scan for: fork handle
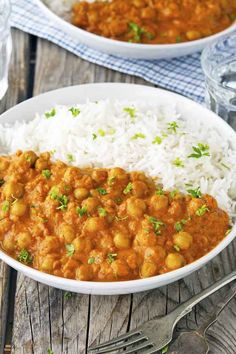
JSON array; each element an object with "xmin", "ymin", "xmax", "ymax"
[{"xmin": 171, "ymin": 269, "xmax": 236, "ymax": 325}]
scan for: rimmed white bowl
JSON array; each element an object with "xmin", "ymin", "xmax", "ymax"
[
  {"xmin": 36, "ymin": 0, "xmax": 236, "ymax": 59},
  {"xmin": 0, "ymin": 83, "xmax": 235, "ymax": 294}
]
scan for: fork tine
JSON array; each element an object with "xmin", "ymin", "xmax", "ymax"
[
  {"xmin": 117, "ymin": 340, "xmax": 153, "ymax": 354},
  {"xmin": 91, "ymin": 335, "xmax": 147, "ymax": 354},
  {"xmin": 89, "ymin": 329, "xmax": 142, "ymax": 352}
]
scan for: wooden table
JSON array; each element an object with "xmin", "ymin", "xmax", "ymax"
[{"xmin": 1, "ymin": 29, "xmax": 236, "ymax": 354}]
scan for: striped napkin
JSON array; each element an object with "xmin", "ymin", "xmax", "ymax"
[{"xmin": 11, "ymin": 0, "xmax": 205, "ymax": 102}]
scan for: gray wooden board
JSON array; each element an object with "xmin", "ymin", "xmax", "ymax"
[{"xmin": 5, "ymin": 35, "xmax": 236, "ymax": 354}]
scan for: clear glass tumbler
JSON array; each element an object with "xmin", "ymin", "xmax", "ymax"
[
  {"xmin": 0, "ymin": 0, "xmax": 11, "ymax": 100},
  {"xmin": 201, "ymin": 33, "xmax": 236, "ymax": 128}
]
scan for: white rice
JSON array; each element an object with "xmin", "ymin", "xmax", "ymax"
[
  {"xmin": 43, "ymin": 0, "xmax": 94, "ymax": 17},
  {"xmin": 0, "ymin": 100, "xmax": 235, "ymax": 218}
]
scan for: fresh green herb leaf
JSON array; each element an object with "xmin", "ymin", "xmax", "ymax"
[
  {"xmin": 98, "ymin": 207, "xmax": 107, "ymax": 217},
  {"xmin": 66, "ymin": 244, "xmax": 75, "ymax": 257},
  {"xmin": 188, "ymin": 143, "xmax": 210, "ymax": 159},
  {"xmin": 64, "ymin": 291, "xmax": 72, "ymax": 299},
  {"xmin": 18, "ymin": 249, "xmax": 33, "ymax": 264},
  {"xmin": 123, "ymin": 107, "xmax": 136, "ymax": 119},
  {"xmin": 108, "ymin": 176, "xmax": 116, "ymax": 186},
  {"xmin": 98, "ymin": 129, "xmax": 106, "ymax": 137},
  {"xmin": 161, "ymin": 345, "xmax": 169, "ymax": 354},
  {"xmin": 50, "ymin": 186, "xmax": 59, "ymax": 200},
  {"xmin": 42, "ymin": 169, "xmax": 52, "ymax": 179},
  {"xmin": 0, "ymin": 179, "xmax": 4, "ymax": 186},
  {"xmin": 131, "ymin": 133, "xmax": 146, "ymax": 140},
  {"xmin": 45, "ymin": 108, "xmax": 56, "ymax": 119},
  {"xmin": 145, "ymin": 31, "xmax": 155, "ymax": 40},
  {"xmin": 170, "ymin": 189, "xmax": 179, "ymax": 198},
  {"xmin": 67, "ymin": 154, "xmax": 75, "ymax": 163},
  {"xmin": 107, "ymin": 253, "xmax": 117, "ymax": 264},
  {"xmin": 129, "ymin": 22, "xmax": 144, "ymax": 42},
  {"xmin": 97, "ymin": 187, "xmax": 108, "ymax": 195},
  {"xmin": 88, "ymin": 257, "xmax": 95, "ymax": 265},
  {"xmin": 196, "ymin": 204, "xmax": 209, "ymax": 216},
  {"xmin": 56, "ymin": 195, "xmax": 69, "ymax": 211},
  {"xmin": 187, "ymin": 187, "xmax": 202, "ymax": 198},
  {"xmin": 175, "ymin": 219, "xmax": 188, "ymax": 232},
  {"xmin": 173, "ymin": 244, "xmax": 180, "ymax": 252},
  {"xmin": 47, "ymin": 349, "xmax": 53, "ymax": 354},
  {"xmin": 176, "ymin": 35, "xmax": 182, "ymax": 43},
  {"xmin": 155, "ymin": 188, "xmax": 164, "ymax": 195},
  {"xmin": 148, "ymin": 216, "xmax": 164, "ymax": 234},
  {"xmin": 152, "ymin": 136, "xmax": 162, "ymax": 145},
  {"xmin": 123, "ymin": 182, "xmax": 133, "ymax": 195},
  {"xmin": 167, "ymin": 121, "xmax": 179, "ymax": 134},
  {"xmin": 69, "ymin": 107, "xmax": 80, "ymax": 117},
  {"xmin": 76, "ymin": 206, "xmax": 87, "ymax": 217},
  {"xmin": 92, "ymin": 133, "xmax": 97, "ymax": 140},
  {"xmin": 2, "ymin": 200, "xmax": 10, "ymax": 212},
  {"xmin": 172, "ymin": 157, "xmax": 184, "ymax": 168}
]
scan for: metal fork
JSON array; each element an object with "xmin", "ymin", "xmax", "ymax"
[{"xmin": 89, "ymin": 269, "xmax": 236, "ymax": 354}]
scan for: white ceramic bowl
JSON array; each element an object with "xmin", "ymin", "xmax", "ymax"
[
  {"xmin": 36, "ymin": 0, "xmax": 236, "ymax": 59},
  {"xmin": 0, "ymin": 83, "xmax": 235, "ymax": 295}
]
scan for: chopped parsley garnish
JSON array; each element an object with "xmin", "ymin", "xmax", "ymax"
[
  {"xmin": 88, "ymin": 257, "xmax": 95, "ymax": 265},
  {"xmin": 50, "ymin": 186, "xmax": 59, "ymax": 200},
  {"xmin": 175, "ymin": 219, "xmax": 188, "ymax": 232},
  {"xmin": 187, "ymin": 187, "xmax": 202, "ymax": 198},
  {"xmin": 2, "ymin": 200, "xmax": 10, "ymax": 212},
  {"xmin": 67, "ymin": 154, "xmax": 75, "ymax": 163},
  {"xmin": 69, "ymin": 107, "xmax": 80, "ymax": 117},
  {"xmin": 97, "ymin": 187, "xmax": 108, "ymax": 195},
  {"xmin": 123, "ymin": 182, "xmax": 133, "ymax": 195},
  {"xmin": 64, "ymin": 291, "xmax": 72, "ymax": 299},
  {"xmin": 161, "ymin": 345, "xmax": 169, "ymax": 354},
  {"xmin": 188, "ymin": 143, "xmax": 210, "ymax": 159},
  {"xmin": 123, "ymin": 106, "xmax": 136, "ymax": 119},
  {"xmin": 172, "ymin": 157, "xmax": 184, "ymax": 168},
  {"xmin": 92, "ymin": 133, "xmax": 97, "ymax": 140},
  {"xmin": 108, "ymin": 176, "xmax": 116, "ymax": 186},
  {"xmin": 131, "ymin": 133, "xmax": 146, "ymax": 140},
  {"xmin": 176, "ymin": 35, "xmax": 182, "ymax": 43},
  {"xmin": 0, "ymin": 179, "xmax": 4, "ymax": 186},
  {"xmin": 66, "ymin": 244, "xmax": 75, "ymax": 257},
  {"xmin": 155, "ymin": 188, "xmax": 164, "ymax": 195},
  {"xmin": 98, "ymin": 207, "xmax": 107, "ymax": 217},
  {"xmin": 170, "ymin": 189, "xmax": 179, "ymax": 198},
  {"xmin": 56, "ymin": 195, "xmax": 69, "ymax": 211},
  {"xmin": 45, "ymin": 108, "xmax": 56, "ymax": 119},
  {"xmin": 107, "ymin": 253, "xmax": 117, "ymax": 264},
  {"xmin": 148, "ymin": 216, "xmax": 164, "ymax": 235},
  {"xmin": 76, "ymin": 206, "xmax": 87, "ymax": 217},
  {"xmin": 173, "ymin": 244, "xmax": 180, "ymax": 252},
  {"xmin": 196, "ymin": 204, "xmax": 209, "ymax": 216},
  {"xmin": 128, "ymin": 22, "xmax": 154, "ymax": 42},
  {"xmin": 18, "ymin": 249, "xmax": 33, "ymax": 264},
  {"xmin": 98, "ymin": 129, "xmax": 106, "ymax": 137},
  {"xmin": 42, "ymin": 169, "xmax": 52, "ymax": 179},
  {"xmin": 47, "ymin": 349, "xmax": 53, "ymax": 354},
  {"xmin": 167, "ymin": 121, "xmax": 179, "ymax": 134},
  {"xmin": 152, "ymin": 136, "xmax": 162, "ymax": 145}
]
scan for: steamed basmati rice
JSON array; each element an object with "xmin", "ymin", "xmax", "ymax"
[{"xmin": 0, "ymin": 100, "xmax": 235, "ymax": 218}]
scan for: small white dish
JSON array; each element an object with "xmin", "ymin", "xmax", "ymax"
[
  {"xmin": 0, "ymin": 83, "xmax": 235, "ymax": 295},
  {"xmin": 36, "ymin": 0, "xmax": 236, "ymax": 59}
]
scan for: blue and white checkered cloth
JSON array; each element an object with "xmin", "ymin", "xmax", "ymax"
[{"xmin": 11, "ymin": 0, "xmax": 205, "ymax": 102}]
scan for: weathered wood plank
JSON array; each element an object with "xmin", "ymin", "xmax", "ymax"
[{"xmin": 0, "ymin": 29, "xmax": 30, "ymax": 353}]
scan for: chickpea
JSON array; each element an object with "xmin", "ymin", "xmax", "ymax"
[
  {"xmin": 100, "ymin": 233, "xmax": 114, "ymax": 249},
  {"xmin": 187, "ymin": 198, "xmax": 204, "ymax": 216},
  {"xmin": 173, "ymin": 232, "xmax": 193, "ymax": 250},
  {"xmin": 11, "ymin": 200, "xmax": 27, "ymax": 217},
  {"xmin": 76, "ymin": 264, "xmax": 93, "ymax": 281},
  {"xmin": 165, "ymin": 253, "xmax": 185, "ymax": 270},
  {"xmin": 141, "ymin": 7, "xmax": 156, "ymax": 19},
  {"xmin": 40, "ymin": 255, "xmax": 55, "ymax": 272},
  {"xmin": 186, "ymin": 30, "xmax": 201, "ymax": 41},
  {"xmin": 2, "ymin": 234, "xmax": 15, "ymax": 252},
  {"xmin": 39, "ymin": 236, "xmax": 61, "ymax": 255},
  {"xmin": 144, "ymin": 246, "xmax": 166, "ymax": 263},
  {"xmin": 59, "ymin": 223, "xmax": 75, "ymax": 243},
  {"xmin": 92, "ymin": 169, "xmax": 108, "ymax": 183},
  {"xmin": 168, "ymin": 200, "xmax": 182, "ymax": 217},
  {"xmin": 22, "ymin": 151, "xmax": 38, "ymax": 166},
  {"xmin": 141, "ymin": 262, "xmax": 157, "ymax": 278},
  {"xmin": 111, "ymin": 259, "xmax": 130, "ymax": 277},
  {"xmin": 150, "ymin": 195, "xmax": 168, "ymax": 211},
  {"xmin": 82, "ymin": 197, "xmax": 100, "ymax": 213},
  {"xmin": 126, "ymin": 197, "xmax": 146, "ymax": 218},
  {"xmin": 135, "ymin": 230, "xmax": 157, "ymax": 247},
  {"xmin": 108, "ymin": 168, "xmax": 128, "ymax": 183},
  {"xmin": 0, "ymin": 157, "xmax": 9, "ymax": 171},
  {"xmin": 73, "ymin": 237, "xmax": 92, "ymax": 253},
  {"xmin": 17, "ymin": 231, "xmax": 32, "ymax": 249},
  {"xmin": 114, "ymin": 232, "xmax": 131, "ymax": 249},
  {"xmin": 0, "ymin": 219, "xmax": 11, "ymax": 240},
  {"xmin": 35, "ymin": 158, "xmax": 49, "ymax": 171},
  {"xmin": 133, "ymin": 0, "xmax": 145, "ymax": 8},
  {"xmin": 132, "ymin": 181, "xmax": 148, "ymax": 198},
  {"xmin": 3, "ymin": 181, "xmax": 24, "ymax": 199},
  {"xmin": 83, "ymin": 217, "xmax": 107, "ymax": 233},
  {"xmin": 74, "ymin": 187, "xmax": 89, "ymax": 201},
  {"xmin": 64, "ymin": 167, "xmax": 80, "ymax": 184}
]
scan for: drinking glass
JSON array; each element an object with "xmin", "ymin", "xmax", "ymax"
[
  {"xmin": 201, "ymin": 33, "xmax": 236, "ymax": 129},
  {"xmin": 0, "ymin": 0, "xmax": 11, "ymax": 100}
]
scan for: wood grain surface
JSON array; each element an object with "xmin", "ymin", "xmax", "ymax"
[{"xmin": 1, "ymin": 30, "xmax": 236, "ymax": 354}]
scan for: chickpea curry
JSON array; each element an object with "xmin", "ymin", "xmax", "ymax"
[
  {"xmin": 71, "ymin": 0, "xmax": 236, "ymax": 44},
  {"xmin": 0, "ymin": 151, "xmax": 230, "ymax": 281}
]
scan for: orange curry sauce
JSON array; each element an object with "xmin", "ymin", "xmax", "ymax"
[
  {"xmin": 0, "ymin": 151, "xmax": 230, "ymax": 281},
  {"xmin": 72, "ymin": 0, "xmax": 236, "ymax": 44}
]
